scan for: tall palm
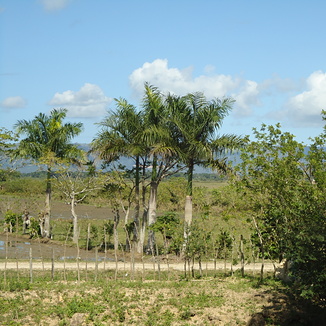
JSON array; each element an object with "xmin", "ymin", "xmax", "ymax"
[
  {"xmin": 91, "ymin": 98, "xmax": 147, "ymax": 250},
  {"xmin": 142, "ymin": 84, "xmax": 168, "ymax": 252},
  {"xmin": 14, "ymin": 108, "xmax": 83, "ymax": 238},
  {"xmin": 168, "ymin": 92, "xmax": 242, "ymax": 227}
]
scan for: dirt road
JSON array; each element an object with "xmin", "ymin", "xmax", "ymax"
[{"xmin": 0, "ymin": 260, "xmax": 277, "ymax": 271}]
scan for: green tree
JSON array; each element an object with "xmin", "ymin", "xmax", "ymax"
[
  {"xmin": 0, "ymin": 127, "xmax": 17, "ymax": 181},
  {"xmin": 215, "ymin": 230, "xmax": 233, "ymax": 275},
  {"xmin": 237, "ymin": 123, "xmax": 326, "ymax": 302},
  {"xmin": 183, "ymin": 221, "xmax": 211, "ymax": 278},
  {"xmin": 14, "ymin": 108, "xmax": 83, "ymax": 238},
  {"xmin": 142, "ymin": 84, "xmax": 184, "ymax": 253},
  {"xmin": 92, "ymin": 98, "xmax": 148, "ymax": 252},
  {"xmin": 0, "ymin": 127, "xmax": 16, "ymax": 157},
  {"xmin": 167, "ymin": 92, "xmax": 241, "ymax": 228}
]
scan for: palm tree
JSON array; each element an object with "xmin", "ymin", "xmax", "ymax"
[
  {"xmin": 93, "ymin": 87, "xmax": 186, "ymax": 253},
  {"xmin": 91, "ymin": 98, "xmax": 148, "ymax": 251},
  {"xmin": 167, "ymin": 92, "xmax": 242, "ymax": 228},
  {"xmin": 14, "ymin": 108, "xmax": 83, "ymax": 238},
  {"xmin": 142, "ymin": 84, "xmax": 167, "ymax": 253},
  {"xmin": 142, "ymin": 84, "xmax": 186, "ymax": 253}
]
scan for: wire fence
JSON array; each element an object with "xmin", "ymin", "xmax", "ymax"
[{"xmin": 0, "ymin": 231, "xmax": 277, "ymax": 286}]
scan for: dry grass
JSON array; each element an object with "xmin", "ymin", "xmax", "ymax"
[{"xmin": 0, "ymin": 271, "xmax": 293, "ymax": 326}]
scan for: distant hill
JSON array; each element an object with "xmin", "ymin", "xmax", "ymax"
[{"xmin": 3, "ymin": 143, "xmax": 241, "ymax": 175}]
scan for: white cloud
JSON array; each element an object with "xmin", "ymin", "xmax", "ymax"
[
  {"xmin": 1, "ymin": 96, "xmax": 27, "ymax": 109},
  {"xmin": 204, "ymin": 64, "xmax": 216, "ymax": 74},
  {"xmin": 259, "ymin": 75, "xmax": 301, "ymax": 95},
  {"xmin": 39, "ymin": 0, "xmax": 71, "ymax": 12},
  {"xmin": 232, "ymin": 80, "xmax": 260, "ymax": 116},
  {"xmin": 129, "ymin": 60, "xmax": 326, "ymax": 129},
  {"xmin": 49, "ymin": 83, "xmax": 111, "ymax": 118},
  {"xmin": 282, "ymin": 71, "xmax": 326, "ymax": 126},
  {"xmin": 129, "ymin": 59, "xmax": 259, "ymax": 116}
]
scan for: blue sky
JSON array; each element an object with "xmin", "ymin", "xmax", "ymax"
[{"xmin": 1, "ymin": 0, "xmax": 326, "ymax": 144}]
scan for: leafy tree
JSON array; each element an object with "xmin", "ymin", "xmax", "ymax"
[
  {"xmin": 0, "ymin": 127, "xmax": 16, "ymax": 155},
  {"xmin": 0, "ymin": 127, "xmax": 18, "ymax": 181},
  {"xmin": 151, "ymin": 212, "xmax": 180, "ymax": 243},
  {"xmin": 14, "ymin": 108, "xmax": 83, "ymax": 238},
  {"xmin": 4, "ymin": 209, "xmax": 22, "ymax": 232},
  {"xmin": 183, "ymin": 221, "xmax": 211, "ymax": 278},
  {"xmin": 215, "ymin": 230, "xmax": 233, "ymax": 275},
  {"xmin": 237, "ymin": 122, "xmax": 326, "ymax": 302}
]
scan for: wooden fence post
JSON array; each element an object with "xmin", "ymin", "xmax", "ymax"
[
  {"xmin": 51, "ymin": 248, "xmax": 54, "ymax": 281},
  {"xmin": 29, "ymin": 248, "xmax": 33, "ymax": 283},
  {"xmin": 95, "ymin": 247, "xmax": 98, "ymax": 282},
  {"xmin": 86, "ymin": 223, "xmax": 90, "ymax": 281}
]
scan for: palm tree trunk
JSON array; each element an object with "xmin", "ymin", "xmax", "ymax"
[
  {"xmin": 44, "ymin": 168, "xmax": 52, "ymax": 238},
  {"xmin": 137, "ymin": 162, "xmax": 147, "ymax": 253},
  {"xmin": 114, "ymin": 208, "xmax": 120, "ymax": 280},
  {"xmin": 71, "ymin": 195, "xmax": 78, "ymax": 243},
  {"xmin": 133, "ymin": 156, "xmax": 140, "ymax": 241},
  {"xmin": 138, "ymin": 209, "xmax": 147, "ymax": 253},
  {"xmin": 147, "ymin": 180, "xmax": 158, "ymax": 254},
  {"xmin": 147, "ymin": 155, "xmax": 158, "ymax": 254},
  {"xmin": 185, "ymin": 161, "xmax": 194, "ymax": 227},
  {"xmin": 184, "ymin": 196, "xmax": 193, "ymax": 226}
]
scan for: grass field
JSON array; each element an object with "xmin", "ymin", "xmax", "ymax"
[
  {"xmin": 1, "ymin": 270, "xmax": 325, "ymax": 326},
  {"xmin": 0, "ymin": 270, "xmax": 308, "ymax": 326}
]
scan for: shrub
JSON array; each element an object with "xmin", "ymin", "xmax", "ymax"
[{"xmin": 4, "ymin": 210, "xmax": 22, "ymax": 232}]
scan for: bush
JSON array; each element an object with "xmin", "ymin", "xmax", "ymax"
[
  {"xmin": 4, "ymin": 210, "xmax": 22, "ymax": 232},
  {"xmin": 1, "ymin": 177, "xmax": 45, "ymax": 195}
]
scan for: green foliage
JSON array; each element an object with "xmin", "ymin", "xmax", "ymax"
[
  {"xmin": 158, "ymin": 177, "xmax": 186, "ymax": 211},
  {"xmin": 87, "ymin": 224, "xmax": 100, "ymax": 250},
  {"xmin": 168, "ymin": 223, "xmax": 185, "ymax": 256},
  {"xmin": 66, "ymin": 295, "xmax": 104, "ymax": 318},
  {"xmin": 0, "ymin": 127, "xmax": 16, "ymax": 150},
  {"xmin": 184, "ymin": 221, "xmax": 211, "ymax": 262},
  {"xmin": 103, "ymin": 220, "xmax": 114, "ymax": 237},
  {"xmin": 4, "ymin": 210, "xmax": 22, "ymax": 232},
  {"xmin": 151, "ymin": 212, "xmax": 179, "ymax": 240},
  {"xmin": 0, "ymin": 128, "xmax": 17, "ymax": 173},
  {"xmin": 29, "ymin": 216, "xmax": 41, "ymax": 238},
  {"xmin": 237, "ymin": 122, "xmax": 326, "ymax": 303},
  {"xmin": 193, "ymin": 186, "xmax": 211, "ymax": 216},
  {"xmin": 99, "ymin": 220, "xmax": 114, "ymax": 249},
  {"xmin": 6, "ymin": 279, "xmax": 30, "ymax": 292},
  {"xmin": 0, "ymin": 169, "xmax": 21, "ymax": 182},
  {"xmin": 1, "ymin": 177, "xmax": 45, "ymax": 195},
  {"xmin": 215, "ymin": 230, "xmax": 233, "ymax": 259}
]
